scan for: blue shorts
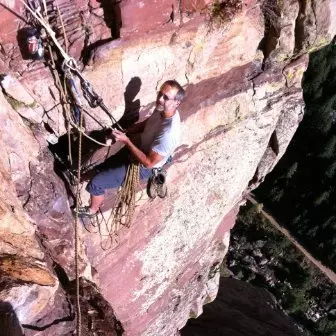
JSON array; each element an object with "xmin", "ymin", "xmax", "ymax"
[{"xmin": 86, "ymin": 149, "xmax": 152, "ymax": 196}]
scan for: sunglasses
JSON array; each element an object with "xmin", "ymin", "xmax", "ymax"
[{"xmin": 158, "ymin": 91, "xmax": 175, "ymax": 101}]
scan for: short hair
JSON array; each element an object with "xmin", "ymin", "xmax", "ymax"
[{"xmin": 162, "ymin": 80, "xmax": 185, "ymax": 102}]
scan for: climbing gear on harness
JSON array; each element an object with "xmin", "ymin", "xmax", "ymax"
[
  {"xmin": 64, "ymin": 69, "xmax": 85, "ymax": 125},
  {"xmin": 147, "ymin": 168, "xmax": 168, "ymax": 199},
  {"xmin": 21, "ymin": 0, "xmax": 123, "ymax": 132},
  {"xmin": 74, "ymin": 206, "xmax": 97, "ymax": 218},
  {"xmin": 147, "ymin": 156, "xmax": 171, "ymax": 199}
]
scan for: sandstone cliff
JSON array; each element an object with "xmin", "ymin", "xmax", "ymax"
[{"xmin": 0, "ymin": 0, "xmax": 335, "ymax": 335}]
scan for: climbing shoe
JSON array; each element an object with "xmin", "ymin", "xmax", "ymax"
[
  {"xmin": 72, "ymin": 206, "xmax": 97, "ymax": 218},
  {"xmin": 156, "ymin": 171, "xmax": 168, "ymax": 198},
  {"xmin": 157, "ymin": 181, "xmax": 168, "ymax": 199},
  {"xmin": 147, "ymin": 169, "xmax": 168, "ymax": 199}
]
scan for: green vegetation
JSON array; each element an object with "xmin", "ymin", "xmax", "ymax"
[
  {"xmin": 5, "ymin": 95, "xmax": 26, "ymax": 110},
  {"xmin": 208, "ymin": 0, "xmax": 243, "ymax": 28},
  {"xmin": 227, "ymin": 202, "xmax": 336, "ymax": 335},
  {"xmin": 255, "ymin": 40, "xmax": 336, "ymax": 271},
  {"xmin": 4, "ymin": 95, "xmax": 37, "ymax": 111}
]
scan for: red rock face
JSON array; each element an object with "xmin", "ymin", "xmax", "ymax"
[
  {"xmin": 0, "ymin": 1, "xmax": 19, "ymax": 42},
  {"xmin": 181, "ymin": 0, "xmax": 212, "ymax": 13},
  {"xmin": 83, "ymin": 207, "xmax": 237, "ymax": 336},
  {"xmin": 120, "ymin": 0, "xmax": 179, "ymax": 37}
]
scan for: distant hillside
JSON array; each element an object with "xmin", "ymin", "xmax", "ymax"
[
  {"xmin": 227, "ymin": 203, "xmax": 336, "ymax": 336},
  {"xmin": 181, "ymin": 202, "xmax": 336, "ymax": 336},
  {"xmin": 181, "ymin": 277, "xmax": 303, "ymax": 336},
  {"xmin": 255, "ymin": 41, "xmax": 336, "ymax": 271}
]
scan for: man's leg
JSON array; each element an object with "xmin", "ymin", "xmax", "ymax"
[
  {"xmin": 89, "ymin": 194, "xmax": 105, "ymax": 213},
  {"xmin": 89, "ymin": 164, "xmax": 150, "ymax": 213},
  {"xmin": 77, "ymin": 159, "xmax": 151, "ymax": 217},
  {"xmin": 76, "ymin": 160, "xmax": 128, "ymax": 217},
  {"xmin": 139, "ymin": 166, "xmax": 153, "ymax": 180}
]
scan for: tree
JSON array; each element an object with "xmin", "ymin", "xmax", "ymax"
[
  {"xmin": 286, "ymin": 162, "xmax": 298, "ymax": 179},
  {"xmin": 321, "ymin": 135, "xmax": 336, "ymax": 159}
]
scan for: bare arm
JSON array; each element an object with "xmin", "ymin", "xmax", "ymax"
[
  {"xmin": 126, "ymin": 118, "xmax": 148, "ymax": 135},
  {"xmin": 112, "ymin": 130, "xmax": 163, "ymax": 168},
  {"xmin": 126, "ymin": 141, "xmax": 163, "ymax": 168}
]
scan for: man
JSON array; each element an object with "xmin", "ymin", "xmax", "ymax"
[{"xmin": 76, "ymin": 79, "xmax": 185, "ymax": 217}]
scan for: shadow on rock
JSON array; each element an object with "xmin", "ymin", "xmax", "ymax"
[
  {"xmin": 118, "ymin": 76, "xmax": 142, "ymax": 129},
  {"xmin": 0, "ymin": 301, "xmax": 24, "ymax": 336}
]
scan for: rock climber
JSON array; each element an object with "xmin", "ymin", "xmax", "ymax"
[{"xmin": 76, "ymin": 79, "xmax": 185, "ymax": 217}]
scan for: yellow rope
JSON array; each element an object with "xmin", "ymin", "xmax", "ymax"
[
  {"xmin": 95, "ymin": 162, "xmax": 140, "ymax": 250},
  {"xmin": 115, "ymin": 162, "xmax": 140, "ymax": 228},
  {"xmin": 56, "ymin": 3, "xmax": 69, "ymax": 54},
  {"xmin": 74, "ymin": 108, "xmax": 83, "ymax": 336},
  {"xmin": 56, "ymin": 2, "xmax": 73, "ymax": 166},
  {"xmin": 44, "ymin": 3, "xmax": 82, "ymax": 333},
  {"xmin": 30, "ymin": 1, "xmax": 128, "ymax": 331}
]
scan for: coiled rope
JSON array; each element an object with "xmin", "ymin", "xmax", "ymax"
[{"xmin": 87, "ymin": 163, "xmax": 141, "ymax": 251}]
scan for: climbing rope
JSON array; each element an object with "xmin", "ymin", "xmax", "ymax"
[
  {"xmin": 21, "ymin": 0, "xmax": 123, "ymax": 132},
  {"xmin": 114, "ymin": 163, "xmax": 140, "ymax": 227},
  {"xmin": 22, "ymin": 5, "xmax": 145, "ymax": 331},
  {"xmin": 80, "ymin": 162, "xmax": 145, "ymax": 251},
  {"xmin": 34, "ymin": 1, "xmax": 83, "ymax": 333},
  {"xmin": 74, "ymin": 107, "xmax": 83, "ymax": 336},
  {"xmin": 97, "ymin": 162, "xmax": 141, "ymax": 250},
  {"xmin": 21, "ymin": 0, "xmax": 78, "ymax": 70}
]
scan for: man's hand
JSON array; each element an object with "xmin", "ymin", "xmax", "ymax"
[{"xmin": 112, "ymin": 129, "xmax": 130, "ymax": 145}]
